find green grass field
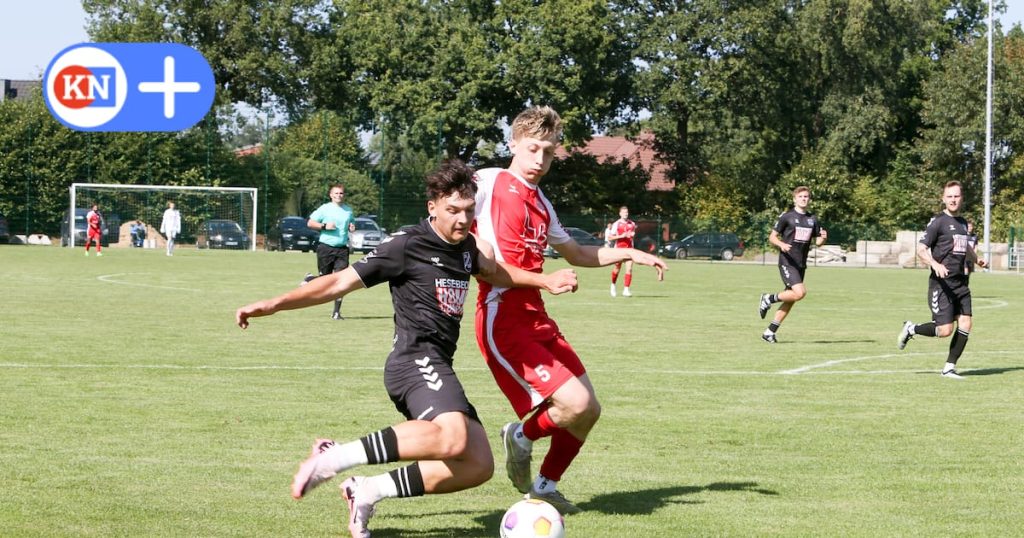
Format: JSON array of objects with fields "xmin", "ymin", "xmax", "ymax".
[{"xmin": 2, "ymin": 246, "xmax": 1022, "ymax": 537}]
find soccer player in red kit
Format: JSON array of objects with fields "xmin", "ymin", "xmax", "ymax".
[
  {"xmin": 84, "ymin": 204, "xmax": 103, "ymax": 256},
  {"xmin": 473, "ymin": 106, "xmax": 666, "ymax": 514},
  {"xmin": 607, "ymin": 206, "xmax": 637, "ymax": 297}
]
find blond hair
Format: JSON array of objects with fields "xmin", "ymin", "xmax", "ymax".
[{"xmin": 510, "ymin": 106, "xmax": 562, "ymax": 142}]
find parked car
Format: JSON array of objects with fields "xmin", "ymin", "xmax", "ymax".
[
  {"xmin": 196, "ymin": 219, "xmax": 250, "ymax": 250},
  {"xmin": 60, "ymin": 208, "xmax": 120, "ymax": 247},
  {"xmin": 0, "ymin": 211, "xmax": 9, "ymax": 244},
  {"xmin": 266, "ymin": 216, "xmax": 318, "ymax": 252},
  {"xmin": 350, "ymin": 217, "xmax": 385, "ymax": 253},
  {"xmin": 544, "ymin": 227, "xmax": 605, "ymax": 258},
  {"xmin": 659, "ymin": 232, "xmax": 744, "ymax": 261}
]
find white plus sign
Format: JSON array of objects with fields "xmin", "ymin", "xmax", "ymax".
[{"xmin": 137, "ymin": 56, "xmax": 202, "ymax": 119}]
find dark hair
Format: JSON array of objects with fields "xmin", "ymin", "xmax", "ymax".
[
  {"xmin": 944, "ymin": 180, "xmax": 962, "ymax": 191},
  {"xmin": 329, "ymin": 183, "xmax": 345, "ymax": 193},
  {"xmin": 425, "ymin": 159, "xmax": 477, "ymax": 201}
]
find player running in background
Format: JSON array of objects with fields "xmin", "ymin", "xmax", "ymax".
[
  {"xmin": 758, "ymin": 186, "xmax": 827, "ymax": 343},
  {"xmin": 897, "ymin": 181, "xmax": 986, "ymax": 379},
  {"xmin": 236, "ymin": 160, "xmax": 578, "ymax": 538},
  {"xmin": 84, "ymin": 204, "xmax": 103, "ymax": 256},
  {"xmin": 473, "ymin": 106, "xmax": 666, "ymax": 514},
  {"xmin": 608, "ymin": 206, "xmax": 637, "ymax": 297}
]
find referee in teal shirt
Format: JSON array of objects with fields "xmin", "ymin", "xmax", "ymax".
[{"xmin": 306, "ymin": 184, "xmax": 356, "ymax": 319}]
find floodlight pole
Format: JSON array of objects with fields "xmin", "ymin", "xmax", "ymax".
[{"xmin": 983, "ymin": 0, "xmax": 994, "ymax": 268}]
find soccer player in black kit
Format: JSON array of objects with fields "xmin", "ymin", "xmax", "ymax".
[
  {"xmin": 235, "ymin": 160, "xmax": 578, "ymax": 538},
  {"xmin": 758, "ymin": 186, "xmax": 828, "ymax": 343},
  {"xmin": 897, "ymin": 181, "xmax": 986, "ymax": 379}
]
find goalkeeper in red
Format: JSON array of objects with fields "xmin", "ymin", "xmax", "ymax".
[{"xmin": 84, "ymin": 204, "xmax": 103, "ymax": 256}]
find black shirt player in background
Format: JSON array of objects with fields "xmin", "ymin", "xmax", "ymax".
[
  {"xmin": 897, "ymin": 181, "xmax": 986, "ymax": 379},
  {"xmin": 758, "ymin": 186, "xmax": 827, "ymax": 343},
  {"xmin": 235, "ymin": 160, "xmax": 578, "ymax": 538}
]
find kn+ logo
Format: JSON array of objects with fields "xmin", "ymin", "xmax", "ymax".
[{"xmin": 44, "ymin": 43, "xmax": 214, "ymax": 132}]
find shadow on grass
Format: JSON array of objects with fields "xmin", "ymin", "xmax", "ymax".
[
  {"xmin": 373, "ymin": 481, "xmax": 778, "ymax": 536},
  {"xmin": 579, "ymin": 481, "xmax": 778, "ymax": 515},
  {"xmin": 962, "ymin": 366, "xmax": 1024, "ymax": 377}
]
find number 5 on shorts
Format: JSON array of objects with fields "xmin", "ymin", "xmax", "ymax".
[{"xmin": 534, "ymin": 365, "xmax": 551, "ymax": 382}]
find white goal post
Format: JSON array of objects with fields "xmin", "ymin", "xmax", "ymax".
[{"xmin": 68, "ymin": 183, "xmax": 258, "ymax": 251}]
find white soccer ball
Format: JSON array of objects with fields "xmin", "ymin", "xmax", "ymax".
[{"xmin": 499, "ymin": 498, "xmax": 566, "ymax": 538}]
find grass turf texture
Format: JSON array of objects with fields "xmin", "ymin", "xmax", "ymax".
[{"xmin": 1, "ymin": 246, "xmax": 1022, "ymax": 537}]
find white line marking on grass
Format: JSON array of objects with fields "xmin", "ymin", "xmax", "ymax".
[
  {"xmin": 782, "ymin": 350, "xmax": 1018, "ymax": 375},
  {"xmin": 97, "ymin": 273, "xmax": 201, "ymax": 292},
  {"xmin": 974, "ymin": 298, "xmax": 1009, "ymax": 310}
]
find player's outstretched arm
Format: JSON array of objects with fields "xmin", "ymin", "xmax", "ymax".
[
  {"xmin": 473, "ymin": 234, "xmax": 578, "ymax": 294},
  {"xmin": 236, "ymin": 267, "xmax": 366, "ymax": 328},
  {"xmin": 553, "ymin": 240, "xmax": 666, "ymax": 281}
]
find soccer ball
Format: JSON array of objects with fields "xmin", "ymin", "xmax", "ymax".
[{"xmin": 499, "ymin": 498, "xmax": 565, "ymax": 538}]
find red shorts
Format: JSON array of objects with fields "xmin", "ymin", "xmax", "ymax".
[
  {"xmin": 87, "ymin": 230, "xmax": 102, "ymax": 241},
  {"xmin": 475, "ymin": 301, "xmax": 585, "ymax": 418}
]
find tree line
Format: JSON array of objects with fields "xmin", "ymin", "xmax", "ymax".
[{"xmin": 2, "ymin": 0, "xmax": 1023, "ymax": 245}]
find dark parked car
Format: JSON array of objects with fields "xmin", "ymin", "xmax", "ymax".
[
  {"xmin": 266, "ymin": 216, "xmax": 318, "ymax": 252},
  {"xmin": 0, "ymin": 211, "xmax": 9, "ymax": 244},
  {"xmin": 196, "ymin": 219, "xmax": 250, "ymax": 250},
  {"xmin": 659, "ymin": 232, "xmax": 744, "ymax": 261},
  {"xmin": 544, "ymin": 227, "xmax": 605, "ymax": 259},
  {"xmin": 60, "ymin": 208, "xmax": 120, "ymax": 247}
]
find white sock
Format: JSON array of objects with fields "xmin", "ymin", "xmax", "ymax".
[
  {"xmin": 512, "ymin": 424, "xmax": 532, "ymax": 451},
  {"xmin": 321, "ymin": 441, "xmax": 369, "ymax": 473},
  {"xmin": 533, "ymin": 475, "xmax": 557, "ymax": 493},
  {"xmin": 364, "ymin": 473, "xmax": 395, "ymax": 503},
  {"xmin": 943, "ymin": 362, "xmax": 956, "ymax": 373}
]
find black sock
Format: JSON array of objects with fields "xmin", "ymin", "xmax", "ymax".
[
  {"xmin": 388, "ymin": 463, "xmax": 426, "ymax": 498},
  {"xmin": 360, "ymin": 427, "xmax": 400, "ymax": 464},
  {"xmin": 947, "ymin": 329, "xmax": 970, "ymax": 365},
  {"xmin": 914, "ymin": 322, "xmax": 936, "ymax": 337},
  {"xmin": 768, "ymin": 321, "xmax": 780, "ymax": 333},
  {"xmin": 333, "ymin": 298, "xmax": 343, "ymax": 314},
  {"xmin": 769, "ymin": 294, "xmax": 779, "ymax": 303}
]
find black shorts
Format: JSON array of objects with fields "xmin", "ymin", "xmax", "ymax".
[
  {"xmin": 383, "ymin": 335, "xmax": 480, "ymax": 424},
  {"xmin": 316, "ymin": 243, "xmax": 351, "ymax": 275},
  {"xmin": 928, "ymin": 276, "xmax": 972, "ymax": 325},
  {"xmin": 778, "ymin": 262, "xmax": 806, "ymax": 289}
]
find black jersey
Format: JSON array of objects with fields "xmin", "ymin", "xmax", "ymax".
[
  {"xmin": 773, "ymin": 209, "xmax": 822, "ymax": 268},
  {"xmin": 920, "ymin": 212, "xmax": 970, "ymax": 279},
  {"xmin": 352, "ymin": 219, "xmax": 480, "ymax": 358}
]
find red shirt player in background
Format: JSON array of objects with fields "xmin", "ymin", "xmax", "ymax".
[
  {"xmin": 607, "ymin": 206, "xmax": 637, "ymax": 297},
  {"xmin": 473, "ymin": 106, "xmax": 666, "ymax": 515},
  {"xmin": 84, "ymin": 204, "xmax": 103, "ymax": 256}
]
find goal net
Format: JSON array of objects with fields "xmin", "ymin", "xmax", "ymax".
[{"xmin": 67, "ymin": 183, "xmax": 258, "ymax": 250}]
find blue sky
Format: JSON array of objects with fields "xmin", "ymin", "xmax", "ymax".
[{"xmin": 1, "ymin": 1, "xmax": 1023, "ymax": 80}]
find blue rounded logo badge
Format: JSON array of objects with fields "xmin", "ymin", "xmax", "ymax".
[{"xmin": 44, "ymin": 43, "xmax": 215, "ymax": 132}]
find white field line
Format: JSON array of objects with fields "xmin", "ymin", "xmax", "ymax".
[
  {"xmin": 2, "ymin": 350, "xmax": 1017, "ymax": 376},
  {"xmin": 97, "ymin": 273, "xmax": 202, "ymax": 292}
]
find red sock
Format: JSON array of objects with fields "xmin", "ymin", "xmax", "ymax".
[
  {"xmin": 522, "ymin": 404, "xmax": 559, "ymax": 441},
  {"xmin": 611, "ymin": 268, "xmax": 619, "ymax": 284},
  {"xmin": 539, "ymin": 428, "xmax": 584, "ymax": 482},
  {"xmin": 624, "ymin": 274, "xmax": 632, "ymax": 287}
]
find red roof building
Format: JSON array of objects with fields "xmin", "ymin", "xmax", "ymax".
[{"xmin": 556, "ymin": 132, "xmax": 674, "ymax": 191}]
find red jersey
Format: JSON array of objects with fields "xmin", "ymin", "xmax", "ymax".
[
  {"xmin": 473, "ymin": 168, "xmax": 570, "ymax": 310},
  {"xmin": 612, "ymin": 218, "xmax": 636, "ymax": 248},
  {"xmin": 86, "ymin": 210, "xmax": 102, "ymax": 236}
]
